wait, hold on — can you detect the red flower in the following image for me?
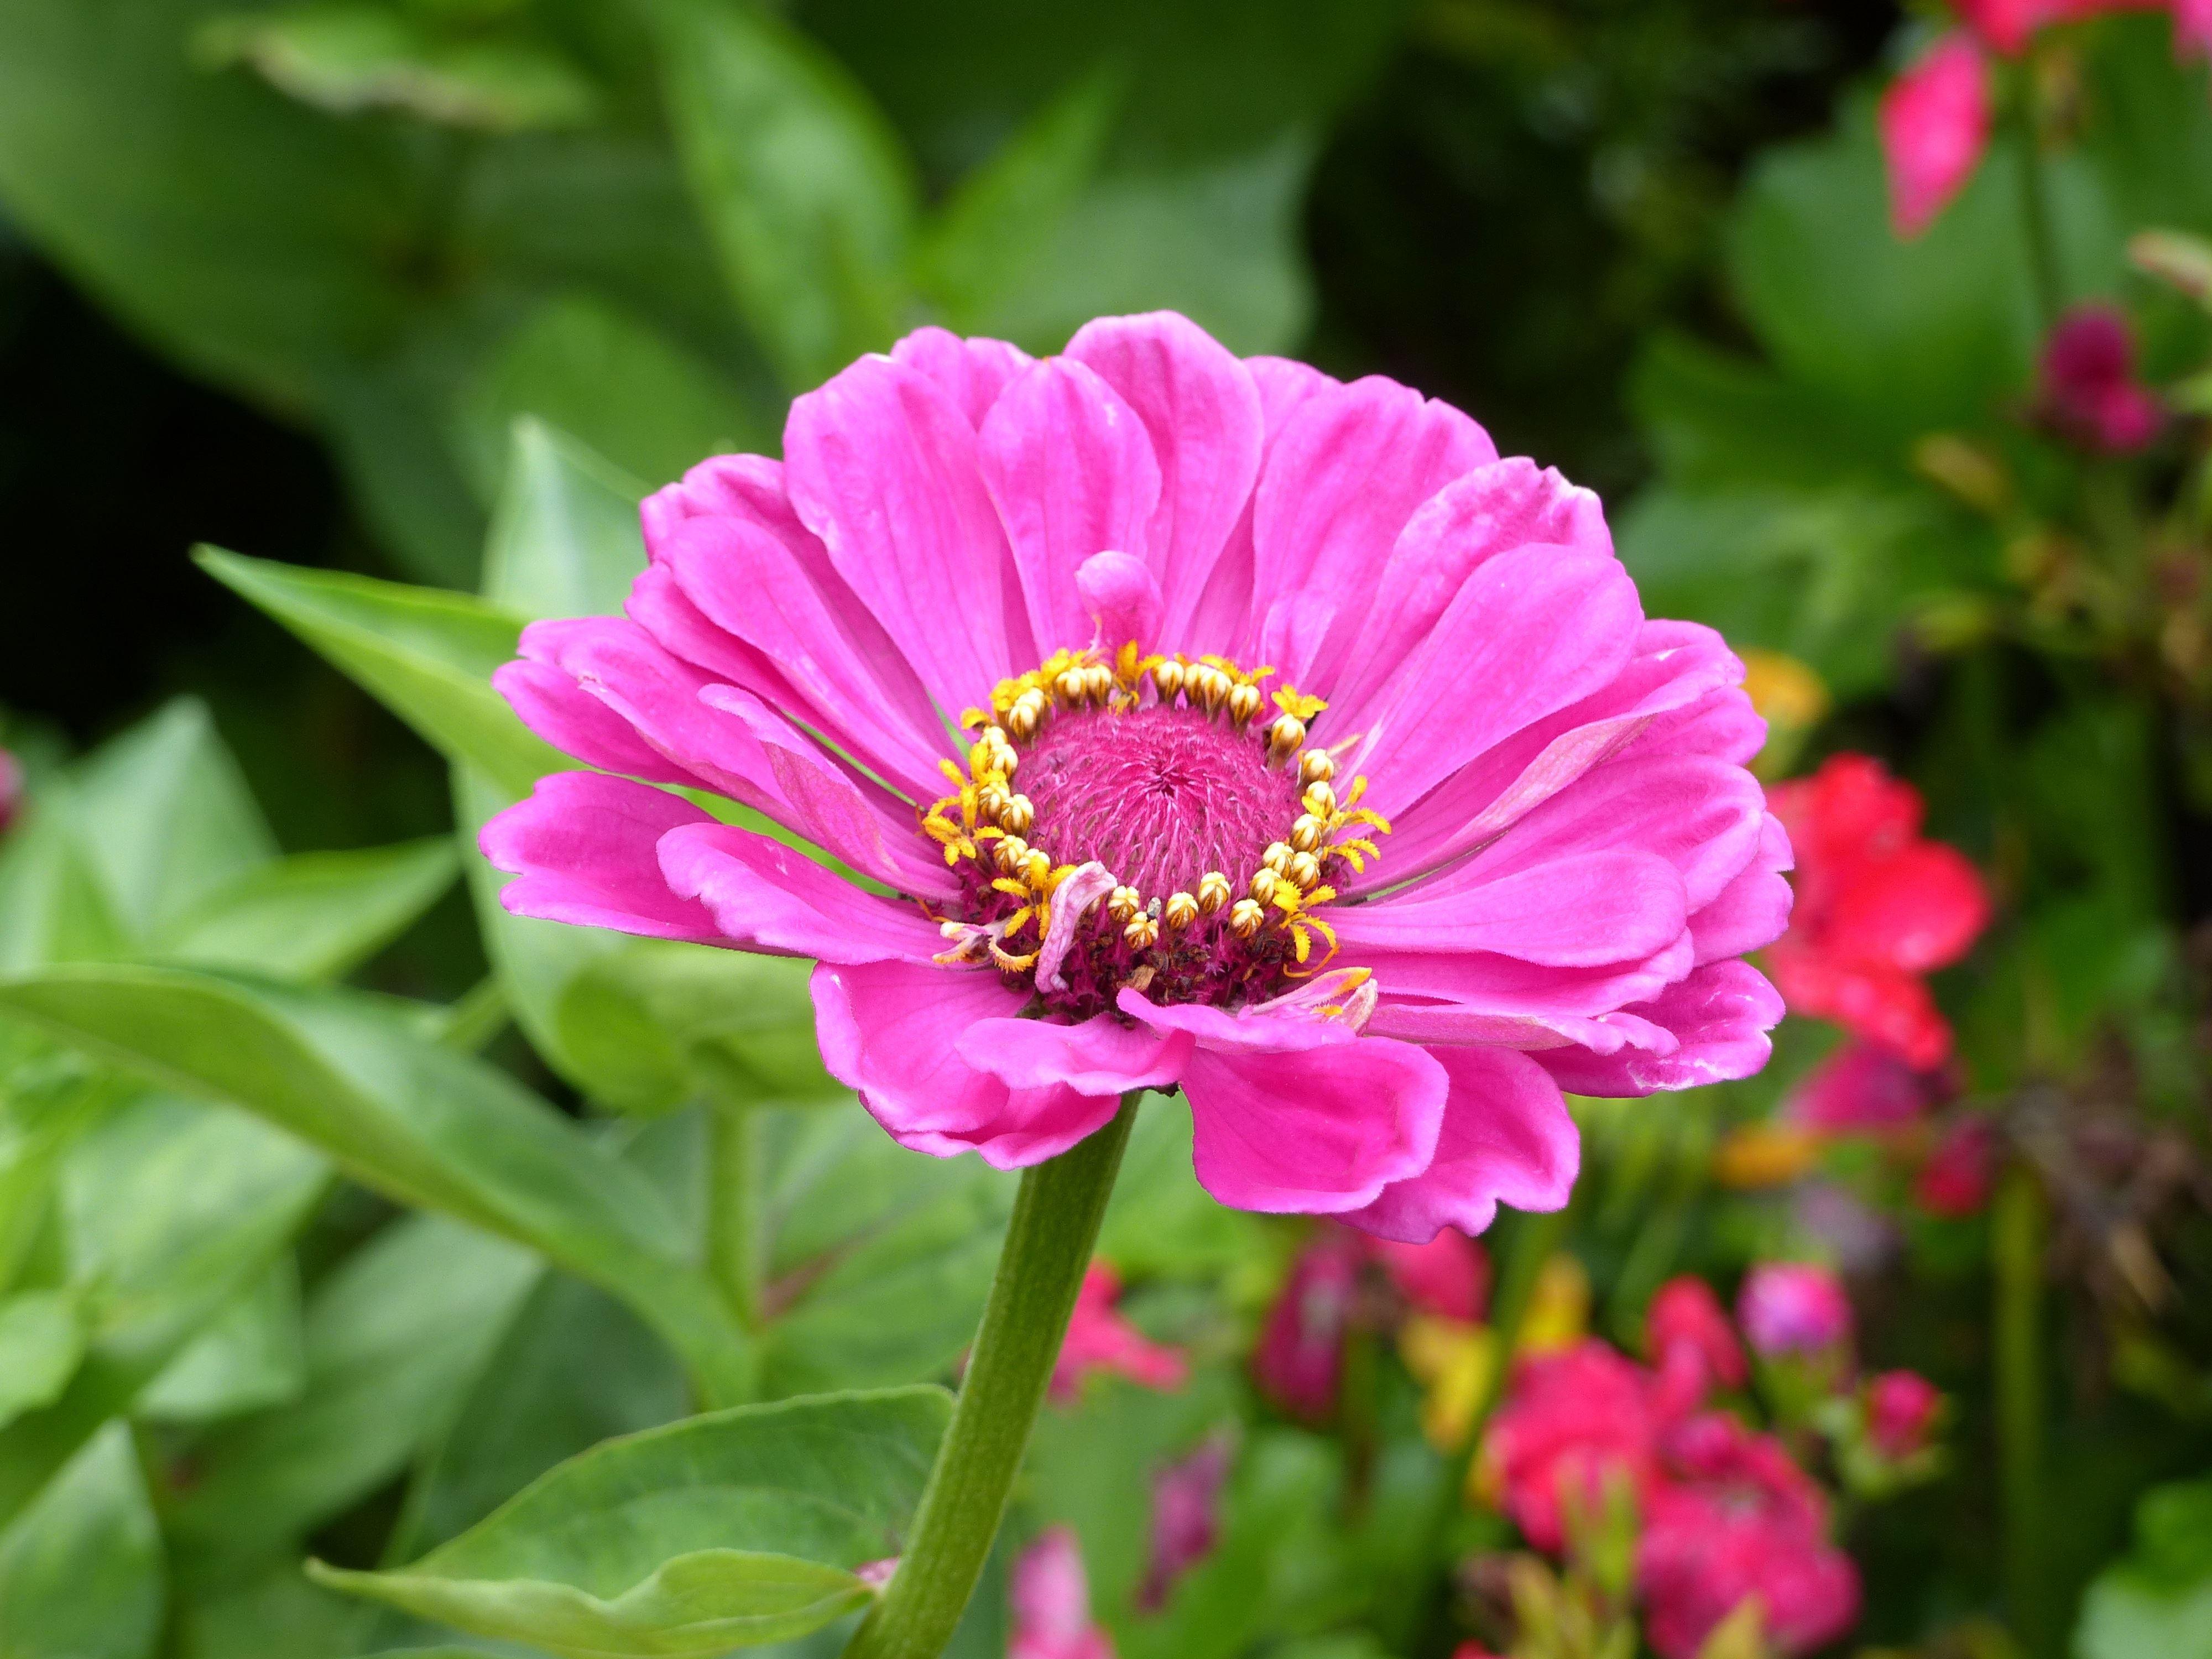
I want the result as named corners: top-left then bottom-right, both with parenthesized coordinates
top-left (1785, 1039), bottom-right (1953, 1133)
top-left (1916, 1115), bottom-right (1998, 1217)
top-left (2037, 304), bottom-right (2166, 455)
top-left (1051, 1264), bottom-right (1186, 1404)
top-left (1880, 34), bottom-right (1993, 238)
top-left (1766, 755), bottom-right (1990, 1069)
top-left (1637, 1414), bottom-right (1862, 1658)
top-left (1645, 1277), bottom-right (1747, 1418)
top-left (1865, 1369), bottom-right (1944, 1458)
top-left (1482, 1340), bottom-right (1663, 1552)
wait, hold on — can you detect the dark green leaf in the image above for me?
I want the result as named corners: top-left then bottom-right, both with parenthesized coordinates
top-left (153, 838), bottom-right (460, 983)
top-left (313, 1386), bottom-right (953, 1655)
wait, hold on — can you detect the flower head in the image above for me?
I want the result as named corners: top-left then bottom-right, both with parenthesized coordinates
top-left (1051, 1262), bottom-right (1187, 1404)
top-left (1865, 1369), bottom-right (1944, 1458)
top-left (1637, 1413), bottom-right (1861, 1658)
top-left (1482, 1339), bottom-right (1662, 1552)
top-left (1736, 1263), bottom-right (1853, 1359)
top-left (1880, 34), bottom-right (1992, 239)
top-left (1645, 1276), bottom-right (1746, 1414)
top-left (1140, 1436), bottom-right (1232, 1610)
top-left (1766, 754), bottom-right (1990, 1068)
top-left (2037, 304), bottom-right (2166, 454)
top-left (1010, 1528), bottom-right (1114, 1659)
top-left (482, 314), bottom-right (1788, 1234)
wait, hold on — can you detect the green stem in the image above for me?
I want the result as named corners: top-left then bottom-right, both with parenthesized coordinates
top-left (843, 1094), bottom-right (1139, 1659)
top-left (2013, 62), bottom-right (2064, 328)
top-left (707, 1097), bottom-right (764, 1330)
top-left (1994, 1161), bottom-right (2049, 1656)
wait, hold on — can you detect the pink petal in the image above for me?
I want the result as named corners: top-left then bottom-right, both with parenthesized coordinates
top-left (1066, 312), bottom-right (1265, 642)
top-left (1880, 34), bottom-right (1992, 239)
top-left (1074, 552), bottom-right (1164, 655)
top-left (1036, 862), bottom-right (1119, 993)
top-left (785, 354), bottom-right (1025, 713)
top-left (480, 772), bottom-right (723, 942)
top-left (812, 961), bottom-right (1120, 1168)
top-left (1251, 374), bottom-right (1497, 686)
top-left (1350, 547), bottom-right (1644, 816)
top-left (1350, 934), bottom-right (1697, 1022)
top-left (494, 656), bottom-right (703, 789)
top-left (1690, 812), bottom-right (1794, 965)
top-left (979, 357), bottom-right (1162, 654)
top-left (1334, 849), bottom-right (1688, 968)
top-left (1331, 458), bottom-right (1612, 721)
top-left (890, 326), bottom-right (1035, 429)
top-left (958, 1012), bottom-right (1191, 1095)
top-left (658, 822), bottom-right (943, 964)
top-left (1538, 961), bottom-right (1785, 1096)
top-left (1340, 1046), bottom-right (1577, 1242)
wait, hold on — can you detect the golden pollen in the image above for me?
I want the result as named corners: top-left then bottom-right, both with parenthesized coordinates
top-left (1269, 716), bottom-right (1306, 760)
top-left (1287, 850), bottom-right (1322, 889)
top-left (1249, 868), bottom-right (1281, 906)
top-left (1261, 841), bottom-right (1293, 876)
top-left (1152, 660), bottom-right (1186, 701)
top-left (1123, 915), bottom-right (1160, 950)
top-left (1020, 849), bottom-right (1052, 887)
top-left (1196, 872), bottom-right (1232, 913)
top-left (1229, 898), bottom-right (1266, 938)
top-left (1290, 815), bottom-right (1326, 853)
top-left (1228, 683), bottom-right (1262, 727)
top-left (1055, 669), bottom-right (1088, 704)
top-left (1297, 750), bottom-right (1335, 787)
top-left (1107, 885), bottom-right (1143, 925)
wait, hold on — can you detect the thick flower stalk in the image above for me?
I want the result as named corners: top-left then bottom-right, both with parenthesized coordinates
top-left (484, 310), bottom-right (1790, 1240)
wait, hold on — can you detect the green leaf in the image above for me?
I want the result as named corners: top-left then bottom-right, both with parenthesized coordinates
top-left (152, 837), bottom-right (460, 983)
top-left (1097, 1091), bottom-right (1266, 1282)
top-left (917, 69), bottom-right (1120, 329)
top-left (482, 417), bottom-right (650, 619)
top-left (2077, 1475), bottom-right (2212, 1659)
top-left (0, 1422), bottom-right (164, 1659)
top-left (0, 964), bottom-right (752, 1402)
top-left (651, 0), bottom-right (919, 388)
top-left (0, 1291), bottom-right (84, 1431)
top-left (165, 1213), bottom-right (541, 1567)
top-left (313, 1386), bottom-right (954, 1655)
top-left (0, 789), bottom-right (133, 972)
top-left (135, 1257), bottom-right (306, 1423)
top-left (196, 3), bottom-right (603, 133)
top-left (197, 547), bottom-right (561, 797)
top-left (455, 299), bottom-right (770, 501)
top-left (70, 698), bottom-right (278, 942)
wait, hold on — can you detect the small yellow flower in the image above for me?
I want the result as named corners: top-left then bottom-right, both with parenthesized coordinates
top-left (1399, 1315), bottom-right (1499, 1453)
top-left (1713, 1122), bottom-right (1822, 1190)
top-left (1516, 1254), bottom-right (1590, 1355)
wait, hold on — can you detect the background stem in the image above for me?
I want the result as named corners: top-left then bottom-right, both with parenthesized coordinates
top-left (707, 1095), bottom-right (763, 1331)
top-left (842, 1094), bottom-right (1140, 1659)
top-left (1994, 1161), bottom-right (2049, 1657)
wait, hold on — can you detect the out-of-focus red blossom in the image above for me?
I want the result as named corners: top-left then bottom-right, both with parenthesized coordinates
top-left (1645, 1277), bottom-right (1747, 1417)
top-left (1957, 0), bottom-right (2203, 54)
top-left (0, 750), bottom-right (20, 838)
top-left (1880, 34), bottom-right (1992, 238)
top-left (1253, 1233), bottom-right (1364, 1422)
top-left (1010, 1528), bottom-right (1114, 1659)
top-left (2037, 304), bottom-right (2166, 454)
top-left (1785, 1040), bottom-right (1953, 1133)
top-left (1139, 1437), bottom-right (1231, 1611)
top-left (1637, 1413), bottom-right (1861, 1659)
top-left (1051, 1264), bottom-right (1186, 1405)
top-left (1482, 1340), bottom-right (1662, 1553)
top-left (1865, 1370), bottom-right (1944, 1458)
top-left (1371, 1230), bottom-right (1490, 1323)
top-left (1736, 1263), bottom-right (1854, 1359)
top-left (2183, 0), bottom-right (2212, 52)
top-left (1916, 1115), bottom-right (1999, 1217)
top-left (1766, 754), bottom-right (1991, 1070)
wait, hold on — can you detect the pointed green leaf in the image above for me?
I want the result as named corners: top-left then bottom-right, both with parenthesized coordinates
top-left (153, 837), bottom-right (460, 982)
top-left (0, 790), bottom-right (133, 972)
top-left (0, 1291), bottom-right (84, 1431)
top-left (0, 964), bottom-right (752, 1403)
top-left (652, 0), bottom-right (918, 388)
top-left (0, 1422), bottom-right (163, 1659)
top-left (312, 1386), bottom-right (951, 1655)
top-left (136, 1257), bottom-right (306, 1423)
top-left (481, 416), bottom-right (649, 619)
top-left (196, 547), bottom-right (559, 797)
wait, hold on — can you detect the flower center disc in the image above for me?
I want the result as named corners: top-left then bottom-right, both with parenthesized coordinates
top-left (1019, 705), bottom-right (1305, 898)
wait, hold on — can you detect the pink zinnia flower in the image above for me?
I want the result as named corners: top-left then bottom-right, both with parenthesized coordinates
top-left (1140, 1436), bottom-right (1232, 1610)
top-left (1865, 1369), bottom-right (1944, 1458)
top-left (1766, 754), bottom-right (1990, 1070)
top-left (1010, 1528), bottom-right (1114, 1659)
top-left (1483, 1339), bottom-right (1662, 1552)
top-left (1916, 1115), bottom-right (1997, 1217)
top-left (1638, 1413), bottom-right (1861, 1658)
top-left (1880, 33), bottom-right (1993, 239)
top-left (1783, 1039), bottom-right (1951, 1133)
top-left (2037, 304), bottom-right (2166, 454)
top-left (1645, 1276), bottom-right (1746, 1416)
top-left (0, 749), bottom-right (20, 838)
top-left (1253, 1229), bottom-right (1364, 1422)
top-left (1050, 1262), bottom-right (1187, 1404)
top-left (481, 313), bottom-right (1788, 1236)
top-left (1736, 1263), bottom-right (1853, 1359)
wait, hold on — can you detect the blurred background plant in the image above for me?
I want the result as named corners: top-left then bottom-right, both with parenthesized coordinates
top-left (0, 1), bottom-right (2208, 1657)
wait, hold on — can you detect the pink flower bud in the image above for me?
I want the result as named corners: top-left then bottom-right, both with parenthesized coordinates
top-left (1139, 1436), bottom-right (1231, 1610)
top-left (1645, 1276), bottom-right (1746, 1415)
top-left (2037, 304), bottom-right (2165, 455)
top-left (1253, 1233), bottom-right (1363, 1422)
top-left (1736, 1263), bottom-right (1853, 1359)
top-left (1865, 1369), bottom-right (1943, 1459)
top-left (1010, 1528), bottom-right (1115, 1659)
